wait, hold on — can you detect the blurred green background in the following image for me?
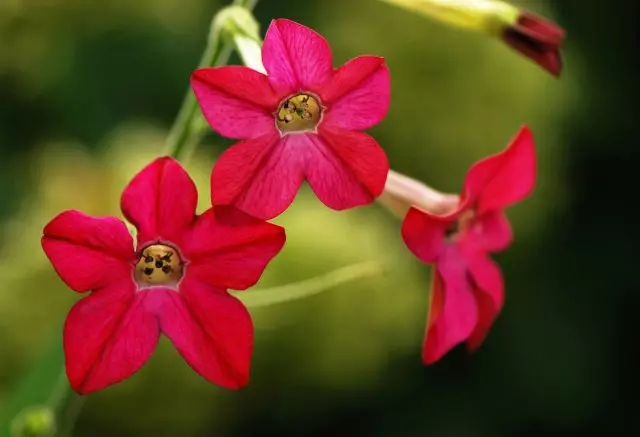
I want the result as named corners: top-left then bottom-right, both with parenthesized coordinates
top-left (0, 0), bottom-right (636, 436)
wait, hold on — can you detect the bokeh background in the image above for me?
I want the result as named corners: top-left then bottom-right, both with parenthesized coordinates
top-left (0, 0), bottom-right (636, 436)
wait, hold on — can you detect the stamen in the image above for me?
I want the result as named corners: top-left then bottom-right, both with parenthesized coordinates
top-left (276, 93), bottom-right (322, 133)
top-left (134, 244), bottom-right (184, 288)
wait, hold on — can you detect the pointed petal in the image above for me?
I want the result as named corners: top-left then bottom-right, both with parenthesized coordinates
top-left (191, 66), bottom-right (279, 139)
top-left (211, 132), bottom-right (304, 221)
top-left (456, 241), bottom-right (505, 350)
top-left (462, 126), bottom-right (536, 213)
top-left (306, 127), bottom-right (388, 210)
top-left (320, 56), bottom-right (390, 130)
top-left (180, 208), bottom-right (285, 290)
top-left (161, 277), bottom-right (253, 389)
top-left (42, 210), bottom-right (135, 293)
top-left (469, 210), bottom-right (513, 253)
top-left (64, 281), bottom-right (160, 394)
top-left (466, 285), bottom-right (501, 351)
top-left (262, 19), bottom-right (333, 95)
top-left (401, 207), bottom-right (450, 264)
top-left (121, 157), bottom-right (197, 246)
top-left (422, 248), bottom-right (478, 364)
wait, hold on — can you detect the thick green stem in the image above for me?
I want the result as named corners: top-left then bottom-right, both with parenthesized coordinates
top-left (164, 0), bottom-right (260, 161)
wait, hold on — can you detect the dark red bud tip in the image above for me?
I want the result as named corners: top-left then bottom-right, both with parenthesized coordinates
top-left (502, 11), bottom-right (566, 77)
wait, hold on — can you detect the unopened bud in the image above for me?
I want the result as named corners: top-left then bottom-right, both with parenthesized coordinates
top-left (379, 0), bottom-right (565, 76)
top-left (10, 406), bottom-right (56, 437)
top-left (213, 5), bottom-right (265, 73)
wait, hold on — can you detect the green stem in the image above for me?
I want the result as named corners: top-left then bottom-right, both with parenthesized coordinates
top-left (54, 393), bottom-right (86, 437)
top-left (164, 0), bottom-right (260, 161)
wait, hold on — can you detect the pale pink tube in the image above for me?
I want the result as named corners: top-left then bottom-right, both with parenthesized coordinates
top-left (378, 169), bottom-right (460, 218)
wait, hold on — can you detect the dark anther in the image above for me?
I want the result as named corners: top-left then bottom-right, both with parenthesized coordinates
top-left (161, 265), bottom-right (172, 274)
top-left (143, 267), bottom-right (154, 276)
top-left (155, 261), bottom-right (163, 268)
top-left (161, 252), bottom-right (173, 262)
top-left (144, 255), bottom-right (153, 263)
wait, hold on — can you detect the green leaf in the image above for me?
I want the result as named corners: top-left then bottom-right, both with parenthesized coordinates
top-left (233, 261), bottom-right (385, 308)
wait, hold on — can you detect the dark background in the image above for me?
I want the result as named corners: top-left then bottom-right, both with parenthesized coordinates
top-left (0, 0), bottom-right (636, 436)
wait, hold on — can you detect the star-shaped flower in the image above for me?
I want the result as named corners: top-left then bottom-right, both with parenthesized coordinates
top-left (401, 126), bottom-right (536, 363)
top-left (41, 157), bottom-right (285, 394)
top-left (191, 18), bottom-right (391, 220)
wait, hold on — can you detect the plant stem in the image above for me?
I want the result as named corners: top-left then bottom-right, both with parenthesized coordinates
top-left (164, 0), bottom-right (260, 161)
top-left (54, 392), bottom-right (86, 437)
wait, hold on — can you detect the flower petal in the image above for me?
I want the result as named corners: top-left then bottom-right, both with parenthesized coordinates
top-left (502, 11), bottom-right (565, 77)
top-left (160, 277), bottom-right (253, 389)
top-left (306, 127), bottom-right (388, 210)
top-left (180, 208), bottom-right (285, 290)
top-left (422, 247), bottom-right (478, 364)
top-left (211, 132), bottom-right (304, 221)
top-left (262, 19), bottom-right (333, 95)
top-left (455, 241), bottom-right (504, 350)
top-left (64, 281), bottom-right (160, 394)
top-left (191, 66), bottom-right (279, 139)
top-left (121, 157), bottom-right (197, 246)
top-left (42, 210), bottom-right (135, 293)
top-left (468, 210), bottom-right (513, 253)
top-left (466, 286), bottom-right (500, 351)
top-left (320, 56), bottom-right (390, 130)
top-left (401, 207), bottom-right (450, 264)
top-left (426, 270), bottom-right (444, 329)
top-left (462, 126), bottom-right (536, 213)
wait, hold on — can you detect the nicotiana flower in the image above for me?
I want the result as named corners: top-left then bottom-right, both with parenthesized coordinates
top-left (399, 126), bottom-right (536, 363)
top-left (191, 18), bottom-right (391, 220)
top-left (41, 157), bottom-right (285, 394)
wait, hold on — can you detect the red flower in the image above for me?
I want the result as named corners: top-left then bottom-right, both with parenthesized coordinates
top-left (191, 19), bottom-right (390, 220)
top-left (41, 157), bottom-right (285, 394)
top-left (502, 11), bottom-right (565, 77)
top-left (401, 126), bottom-right (536, 363)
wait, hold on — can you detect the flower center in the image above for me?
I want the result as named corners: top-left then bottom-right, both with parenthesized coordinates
top-left (134, 244), bottom-right (184, 288)
top-left (275, 93), bottom-right (322, 134)
top-left (445, 209), bottom-right (477, 240)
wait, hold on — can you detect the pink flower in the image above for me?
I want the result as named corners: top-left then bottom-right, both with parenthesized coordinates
top-left (41, 157), bottom-right (285, 394)
top-left (191, 19), bottom-right (391, 220)
top-left (400, 126), bottom-right (536, 364)
top-left (502, 11), bottom-right (565, 77)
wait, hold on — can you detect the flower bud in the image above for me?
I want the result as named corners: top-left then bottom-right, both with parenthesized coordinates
top-left (379, 0), bottom-right (565, 76)
top-left (214, 5), bottom-right (265, 73)
top-left (10, 406), bottom-right (56, 437)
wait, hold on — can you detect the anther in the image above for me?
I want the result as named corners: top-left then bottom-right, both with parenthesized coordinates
top-left (275, 93), bottom-right (322, 134)
top-left (134, 244), bottom-right (184, 288)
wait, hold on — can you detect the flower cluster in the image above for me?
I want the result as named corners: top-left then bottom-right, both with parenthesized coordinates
top-left (42, 14), bottom-right (561, 394)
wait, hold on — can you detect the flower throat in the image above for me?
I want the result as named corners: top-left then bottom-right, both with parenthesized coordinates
top-left (275, 93), bottom-right (322, 134)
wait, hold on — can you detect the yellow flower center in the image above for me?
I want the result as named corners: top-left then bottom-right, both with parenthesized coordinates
top-left (275, 93), bottom-right (323, 134)
top-left (134, 244), bottom-right (184, 287)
